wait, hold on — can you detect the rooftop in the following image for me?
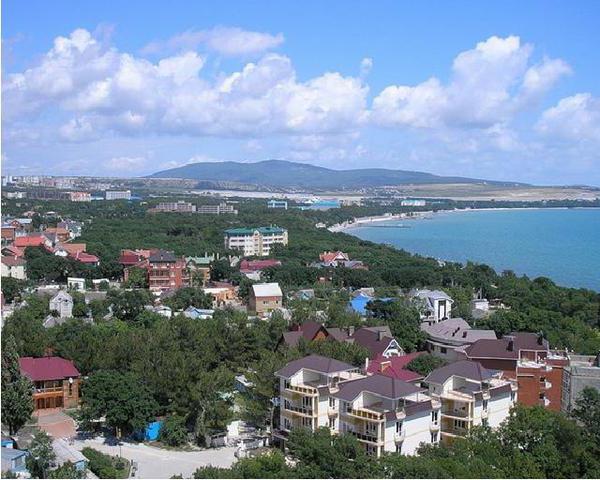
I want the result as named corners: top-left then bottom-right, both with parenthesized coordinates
top-left (425, 360), bottom-right (499, 385)
top-left (252, 282), bottom-right (283, 298)
top-left (334, 373), bottom-right (423, 402)
top-left (275, 354), bottom-right (356, 378)
top-left (19, 356), bottom-right (80, 381)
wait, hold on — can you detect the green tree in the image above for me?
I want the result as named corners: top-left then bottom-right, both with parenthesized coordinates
top-left (48, 462), bottom-right (86, 479)
top-left (406, 354), bottom-right (447, 376)
top-left (159, 415), bottom-right (189, 447)
top-left (1, 335), bottom-right (34, 434)
top-left (210, 259), bottom-right (232, 281)
top-left (366, 299), bottom-right (426, 352)
top-left (79, 370), bottom-right (158, 437)
top-left (571, 386), bottom-right (600, 444)
top-left (107, 289), bottom-right (153, 322)
top-left (26, 431), bottom-right (55, 479)
top-left (163, 287), bottom-right (212, 311)
top-left (1, 277), bottom-right (27, 303)
top-left (123, 267), bottom-right (148, 288)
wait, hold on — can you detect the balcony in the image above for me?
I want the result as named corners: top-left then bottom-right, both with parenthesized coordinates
top-left (441, 408), bottom-right (470, 419)
top-left (283, 404), bottom-right (314, 416)
top-left (327, 406), bottom-right (338, 416)
top-left (345, 407), bottom-right (384, 421)
top-left (284, 384), bottom-right (318, 396)
top-left (34, 386), bottom-right (63, 394)
top-left (347, 430), bottom-right (381, 445)
top-left (430, 422), bottom-right (440, 431)
top-left (441, 426), bottom-right (469, 437)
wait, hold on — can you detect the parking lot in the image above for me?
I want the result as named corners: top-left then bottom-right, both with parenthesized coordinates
top-left (72, 436), bottom-right (237, 478)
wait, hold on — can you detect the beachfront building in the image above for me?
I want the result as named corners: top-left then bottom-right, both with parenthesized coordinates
top-left (412, 289), bottom-right (454, 324)
top-left (421, 318), bottom-right (496, 362)
top-left (224, 227), bottom-right (288, 256)
top-left (424, 360), bottom-right (517, 444)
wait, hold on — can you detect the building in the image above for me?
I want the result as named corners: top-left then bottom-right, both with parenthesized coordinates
top-left (319, 251), bottom-right (349, 266)
top-left (57, 220), bottom-right (83, 238)
top-left (105, 190), bottom-right (131, 200)
top-left (249, 283), bottom-right (283, 315)
top-left (421, 318), bottom-right (496, 362)
top-left (14, 235), bottom-right (50, 249)
top-left (224, 227), bottom-right (288, 256)
top-left (1, 226), bottom-right (16, 244)
top-left (49, 291), bottom-right (73, 318)
top-left (52, 438), bottom-right (88, 471)
top-left (43, 227), bottom-right (71, 243)
top-left (424, 360), bottom-right (517, 444)
top-left (401, 199), bottom-right (426, 207)
top-left (334, 374), bottom-right (441, 456)
top-left (365, 352), bottom-right (427, 384)
top-left (460, 333), bottom-right (568, 411)
top-left (274, 355), bottom-right (363, 445)
top-left (1, 256), bottom-right (27, 280)
top-left (1, 448), bottom-right (28, 476)
top-left (412, 289), bottom-right (454, 324)
top-left (202, 285), bottom-right (238, 307)
top-left (561, 354), bottom-right (600, 413)
top-left (351, 326), bottom-right (404, 359)
top-left (67, 277), bottom-right (86, 291)
top-left (197, 203), bottom-right (238, 215)
top-left (239, 259), bottom-right (281, 279)
top-left (69, 251), bottom-right (100, 266)
top-left (149, 201), bottom-right (197, 213)
top-left (267, 199), bottom-right (288, 209)
top-left (19, 356), bottom-right (81, 410)
top-left (278, 321), bottom-right (349, 350)
top-left (147, 250), bottom-right (191, 292)
top-left (183, 306), bottom-right (215, 320)
top-left (69, 191), bottom-right (92, 202)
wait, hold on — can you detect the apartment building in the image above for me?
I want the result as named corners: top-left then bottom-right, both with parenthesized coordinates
top-left (275, 355), bottom-right (441, 457)
top-left (460, 332), bottom-right (568, 411)
top-left (334, 374), bottom-right (441, 456)
top-left (274, 355), bottom-right (363, 445)
top-left (150, 201), bottom-right (197, 213)
top-left (224, 227), bottom-right (288, 256)
top-left (147, 249), bottom-right (190, 291)
top-left (197, 202), bottom-right (238, 215)
top-left (105, 190), bottom-right (131, 200)
top-left (424, 360), bottom-right (517, 444)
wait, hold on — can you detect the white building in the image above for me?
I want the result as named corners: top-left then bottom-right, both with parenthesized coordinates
top-left (1, 256), bottom-right (27, 280)
top-left (424, 360), bottom-right (517, 444)
top-left (67, 277), bottom-right (86, 291)
top-left (412, 289), bottom-right (454, 324)
top-left (401, 199), bottom-right (426, 207)
top-left (49, 291), bottom-right (73, 318)
top-left (275, 355), bottom-right (441, 457)
top-left (105, 190), bottom-right (131, 200)
top-left (421, 318), bottom-right (496, 362)
top-left (224, 227), bottom-right (288, 257)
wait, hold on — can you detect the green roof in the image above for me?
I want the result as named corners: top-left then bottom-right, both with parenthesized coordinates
top-left (225, 226), bottom-right (286, 236)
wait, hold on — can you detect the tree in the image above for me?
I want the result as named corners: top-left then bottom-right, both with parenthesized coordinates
top-left (79, 370), bottom-right (158, 436)
top-left (107, 289), bottom-right (153, 322)
top-left (26, 431), bottom-right (55, 479)
top-left (1, 277), bottom-right (27, 303)
top-left (48, 462), bottom-right (86, 479)
top-left (163, 287), bottom-right (212, 311)
top-left (210, 259), bottom-right (233, 281)
top-left (159, 415), bottom-right (188, 447)
top-left (406, 354), bottom-right (447, 376)
top-left (571, 386), bottom-right (600, 444)
top-left (366, 299), bottom-right (426, 352)
top-left (123, 267), bottom-right (148, 288)
top-left (1, 335), bottom-right (34, 434)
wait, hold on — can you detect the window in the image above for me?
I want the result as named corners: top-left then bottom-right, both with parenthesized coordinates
top-left (540, 377), bottom-right (546, 383)
top-left (68, 381), bottom-right (73, 397)
top-left (539, 392), bottom-right (545, 400)
top-left (440, 347), bottom-right (447, 354)
top-left (396, 421), bottom-right (403, 434)
top-left (329, 418), bottom-right (335, 429)
top-left (453, 419), bottom-right (467, 430)
top-left (431, 411), bottom-right (439, 424)
top-left (395, 444), bottom-right (402, 453)
top-left (284, 418), bottom-right (291, 430)
top-left (482, 418), bottom-right (488, 427)
top-left (431, 432), bottom-right (438, 443)
top-left (329, 397), bottom-right (336, 408)
top-left (366, 445), bottom-right (377, 456)
top-left (302, 417), bottom-right (312, 428)
top-left (482, 399), bottom-right (488, 410)
top-left (511, 391), bottom-right (516, 402)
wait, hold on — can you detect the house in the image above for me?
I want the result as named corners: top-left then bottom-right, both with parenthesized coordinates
top-left (224, 227), bottom-right (288, 257)
top-left (424, 360), bottom-right (517, 444)
top-left (561, 354), bottom-right (600, 413)
top-left (147, 250), bottom-right (191, 291)
top-left (147, 305), bottom-right (172, 318)
top-left (412, 289), bottom-right (454, 324)
top-left (267, 199), bottom-right (288, 209)
top-left (293, 289), bottom-right (315, 301)
top-left (1, 246), bottom-right (24, 258)
top-left (351, 326), bottom-right (404, 359)
top-left (239, 259), bottom-right (281, 273)
top-left (421, 318), bottom-right (496, 362)
top-left (183, 306), bottom-right (215, 320)
top-left (365, 352), bottom-right (427, 383)
top-left (319, 251), bottom-right (350, 267)
top-left (69, 251), bottom-right (100, 266)
top-left (43, 227), bottom-right (70, 243)
top-left (460, 332), bottom-right (569, 411)
top-left (185, 255), bottom-right (214, 286)
top-left (14, 235), bottom-right (49, 249)
top-left (274, 355), bottom-right (363, 448)
top-left (1, 448), bottom-right (28, 476)
top-left (249, 283), bottom-right (283, 315)
top-left (57, 220), bottom-right (83, 239)
top-left (49, 291), bottom-right (73, 318)
top-left (470, 298), bottom-right (490, 319)
top-left (19, 356), bottom-right (81, 410)
top-left (333, 374), bottom-right (441, 456)
top-left (67, 277), bottom-right (86, 291)
top-left (278, 321), bottom-right (349, 349)
top-left (1, 256), bottom-right (27, 280)
top-left (54, 243), bottom-right (86, 256)
top-left (202, 285), bottom-right (238, 307)
top-left (1, 226), bottom-right (16, 244)
top-left (52, 438), bottom-right (87, 471)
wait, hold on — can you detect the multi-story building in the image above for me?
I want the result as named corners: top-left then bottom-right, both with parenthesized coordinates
top-left (19, 356), bottom-right (81, 410)
top-left (69, 191), bottom-right (91, 202)
top-left (49, 291), bottom-right (73, 318)
top-left (147, 249), bottom-right (190, 291)
top-left (424, 360), bottom-right (517, 444)
top-left (460, 332), bottom-right (568, 411)
top-left (275, 355), bottom-right (441, 457)
top-left (401, 199), bottom-right (426, 207)
top-left (1, 256), bottom-right (27, 280)
top-left (150, 201), bottom-right (197, 213)
top-left (249, 283), bottom-right (283, 316)
top-left (197, 202), bottom-right (238, 215)
top-left (412, 289), bottom-right (454, 324)
top-left (224, 226), bottom-right (288, 256)
top-left (267, 199), bottom-right (288, 209)
top-left (334, 374), bottom-right (441, 456)
top-left (105, 190), bottom-right (131, 200)
top-left (561, 354), bottom-right (600, 413)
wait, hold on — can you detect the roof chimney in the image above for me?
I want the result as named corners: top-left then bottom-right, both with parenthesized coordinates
top-left (537, 332), bottom-right (544, 346)
top-left (378, 330), bottom-right (384, 341)
top-left (507, 339), bottom-right (514, 351)
top-left (365, 357), bottom-right (369, 370)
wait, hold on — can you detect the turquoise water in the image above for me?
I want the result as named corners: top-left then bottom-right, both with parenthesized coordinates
top-left (347, 208), bottom-right (600, 291)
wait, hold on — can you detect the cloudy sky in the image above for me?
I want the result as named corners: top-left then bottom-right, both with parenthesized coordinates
top-left (2, 0), bottom-right (599, 185)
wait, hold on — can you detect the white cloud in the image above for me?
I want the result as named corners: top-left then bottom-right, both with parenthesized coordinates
top-left (536, 93), bottom-right (600, 142)
top-left (107, 155), bottom-right (147, 171)
top-left (372, 36), bottom-right (570, 129)
top-left (360, 57), bottom-right (373, 77)
top-left (142, 26), bottom-right (284, 56)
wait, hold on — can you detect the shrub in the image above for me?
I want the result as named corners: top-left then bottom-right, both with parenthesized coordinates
top-left (159, 415), bottom-right (189, 447)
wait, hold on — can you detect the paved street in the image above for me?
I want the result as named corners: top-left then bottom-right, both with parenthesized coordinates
top-left (72, 437), bottom-right (237, 478)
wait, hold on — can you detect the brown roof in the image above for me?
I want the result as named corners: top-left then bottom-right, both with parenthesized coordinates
top-left (334, 374), bottom-right (423, 402)
top-left (351, 326), bottom-right (396, 358)
top-left (275, 354), bottom-right (355, 378)
top-left (1, 256), bottom-right (26, 267)
top-left (280, 321), bottom-right (338, 348)
top-left (464, 332), bottom-right (549, 360)
top-left (424, 360), bottom-right (498, 385)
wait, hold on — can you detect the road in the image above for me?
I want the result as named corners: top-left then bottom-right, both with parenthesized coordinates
top-left (72, 437), bottom-right (236, 478)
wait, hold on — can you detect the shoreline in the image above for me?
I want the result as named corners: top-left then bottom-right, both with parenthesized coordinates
top-left (330, 206), bottom-right (598, 233)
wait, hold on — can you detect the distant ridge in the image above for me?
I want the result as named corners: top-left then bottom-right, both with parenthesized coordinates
top-left (149, 159), bottom-right (527, 189)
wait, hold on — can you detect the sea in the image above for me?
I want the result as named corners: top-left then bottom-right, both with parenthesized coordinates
top-left (346, 208), bottom-right (600, 291)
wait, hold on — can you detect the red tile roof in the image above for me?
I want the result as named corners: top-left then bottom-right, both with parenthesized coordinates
top-left (319, 251), bottom-right (349, 263)
top-left (14, 236), bottom-right (46, 247)
top-left (1, 256), bottom-right (26, 267)
top-left (19, 356), bottom-right (80, 381)
top-left (366, 352), bottom-right (427, 382)
top-left (239, 259), bottom-right (282, 271)
top-left (2, 246), bottom-right (24, 257)
top-left (69, 251), bottom-right (99, 264)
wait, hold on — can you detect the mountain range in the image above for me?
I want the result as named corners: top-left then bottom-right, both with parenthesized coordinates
top-left (149, 160), bottom-right (526, 190)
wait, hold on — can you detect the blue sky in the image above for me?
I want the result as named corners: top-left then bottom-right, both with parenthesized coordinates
top-left (3, 0), bottom-right (599, 184)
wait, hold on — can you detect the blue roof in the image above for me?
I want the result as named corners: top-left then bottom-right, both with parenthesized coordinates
top-left (1, 448), bottom-right (27, 460)
top-left (348, 293), bottom-right (373, 315)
